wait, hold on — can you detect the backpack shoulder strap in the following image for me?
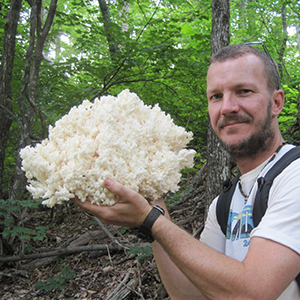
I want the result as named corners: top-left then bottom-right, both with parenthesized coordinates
top-left (253, 146), bottom-right (300, 227)
top-left (296, 273), bottom-right (300, 289)
top-left (216, 174), bottom-right (240, 236)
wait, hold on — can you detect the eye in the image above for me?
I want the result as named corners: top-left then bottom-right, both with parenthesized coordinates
top-left (238, 89), bottom-right (253, 95)
top-left (209, 93), bottom-right (223, 101)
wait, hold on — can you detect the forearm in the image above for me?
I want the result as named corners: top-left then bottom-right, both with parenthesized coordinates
top-left (152, 240), bottom-right (206, 299)
top-left (151, 199), bottom-right (206, 299)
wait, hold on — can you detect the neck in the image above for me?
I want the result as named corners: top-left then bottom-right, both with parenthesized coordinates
top-left (236, 136), bottom-right (285, 175)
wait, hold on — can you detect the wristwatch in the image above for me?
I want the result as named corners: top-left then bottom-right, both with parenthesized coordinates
top-left (135, 205), bottom-right (165, 243)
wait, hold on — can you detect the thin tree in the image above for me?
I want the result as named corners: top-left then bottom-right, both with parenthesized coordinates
top-left (10, 0), bottom-right (58, 201)
top-left (205, 0), bottom-right (231, 214)
top-left (291, 20), bottom-right (300, 137)
top-left (0, 0), bottom-right (22, 199)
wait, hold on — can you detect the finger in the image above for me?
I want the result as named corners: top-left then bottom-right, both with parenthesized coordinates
top-left (104, 178), bottom-right (152, 225)
top-left (70, 197), bottom-right (89, 209)
top-left (104, 178), bottom-right (140, 202)
top-left (70, 197), bottom-right (81, 205)
top-left (71, 197), bottom-right (97, 216)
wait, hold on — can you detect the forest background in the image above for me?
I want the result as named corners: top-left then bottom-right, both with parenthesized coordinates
top-left (0, 0), bottom-right (300, 299)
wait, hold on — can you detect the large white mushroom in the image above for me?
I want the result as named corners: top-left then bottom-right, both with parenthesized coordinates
top-left (20, 89), bottom-right (196, 207)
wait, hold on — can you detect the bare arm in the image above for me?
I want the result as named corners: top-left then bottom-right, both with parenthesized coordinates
top-left (151, 198), bottom-right (207, 299)
top-left (72, 179), bottom-right (300, 300)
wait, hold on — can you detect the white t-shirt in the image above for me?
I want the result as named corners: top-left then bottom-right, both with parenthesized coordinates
top-left (200, 144), bottom-right (300, 299)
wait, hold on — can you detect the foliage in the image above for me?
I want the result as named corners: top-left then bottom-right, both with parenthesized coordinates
top-left (127, 245), bottom-right (153, 260)
top-left (34, 263), bottom-right (76, 291)
top-left (0, 198), bottom-right (46, 243)
top-left (279, 84), bottom-right (299, 136)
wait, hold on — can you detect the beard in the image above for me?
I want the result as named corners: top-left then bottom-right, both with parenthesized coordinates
top-left (219, 101), bottom-right (275, 161)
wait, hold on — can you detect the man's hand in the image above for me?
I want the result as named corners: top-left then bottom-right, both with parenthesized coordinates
top-left (71, 178), bottom-right (152, 228)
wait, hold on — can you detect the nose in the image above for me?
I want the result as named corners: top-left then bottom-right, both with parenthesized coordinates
top-left (220, 93), bottom-right (240, 115)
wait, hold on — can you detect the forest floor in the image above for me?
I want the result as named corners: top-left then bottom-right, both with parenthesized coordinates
top-left (0, 174), bottom-right (206, 300)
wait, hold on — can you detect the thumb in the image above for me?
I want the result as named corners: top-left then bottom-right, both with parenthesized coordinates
top-left (104, 178), bottom-right (139, 202)
top-left (104, 178), bottom-right (116, 189)
top-left (104, 178), bottom-right (152, 223)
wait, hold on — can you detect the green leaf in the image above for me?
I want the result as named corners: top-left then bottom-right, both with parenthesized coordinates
top-left (128, 245), bottom-right (153, 260)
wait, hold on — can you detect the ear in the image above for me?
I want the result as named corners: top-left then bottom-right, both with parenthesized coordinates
top-left (271, 89), bottom-right (284, 117)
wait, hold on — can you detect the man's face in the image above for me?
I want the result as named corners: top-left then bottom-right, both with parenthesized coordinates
top-left (207, 54), bottom-right (276, 159)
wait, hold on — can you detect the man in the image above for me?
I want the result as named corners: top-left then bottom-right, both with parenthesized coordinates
top-left (72, 44), bottom-right (300, 299)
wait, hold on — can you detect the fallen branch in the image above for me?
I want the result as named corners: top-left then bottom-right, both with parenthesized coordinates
top-left (68, 230), bottom-right (106, 247)
top-left (0, 243), bottom-right (122, 263)
top-left (92, 217), bottom-right (129, 249)
top-left (18, 230), bottom-right (108, 270)
top-left (0, 242), bottom-right (150, 263)
top-left (106, 271), bottom-right (139, 300)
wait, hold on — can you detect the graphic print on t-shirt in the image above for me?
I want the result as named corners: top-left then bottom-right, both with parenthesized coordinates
top-left (226, 205), bottom-right (254, 240)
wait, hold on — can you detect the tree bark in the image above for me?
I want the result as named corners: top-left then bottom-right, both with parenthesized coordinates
top-left (296, 25), bottom-right (300, 54)
top-left (291, 86), bottom-right (300, 136)
top-left (205, 0), bottom-right (231, 214)
top-left (98, 0), bottom-right (119, 60)
top-left (10, 0), bottom-right (57, 200)
top-left (278, 3), bottom-right (287, 79)
top-left (0, 0), bottom-right (22, 199)
top-left (289, 19), bottom-right (300, 136)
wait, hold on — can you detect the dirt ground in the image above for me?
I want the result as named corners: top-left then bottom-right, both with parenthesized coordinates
top-left (0, 183), bottom-right (206, 300)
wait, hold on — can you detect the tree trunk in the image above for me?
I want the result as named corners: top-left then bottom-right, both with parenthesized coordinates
top-left (98, 0), bottom-right (119, 60)
top-left (291, 19), bottom-right (300, 135)
top-left (289, 21), bottom-right (300, 137)
top-left (205, 0), bottom-right (231, 214)
top-left (278, 3), bottom-right (287, 79)
top-left (238, 0), bottom-right (246, 30)
top-left (10, 0), bottom-right (58, 200)
top-left (0, 0), bottom-right (22, 199)
top-left (296, 25), bottom-right (300, 54)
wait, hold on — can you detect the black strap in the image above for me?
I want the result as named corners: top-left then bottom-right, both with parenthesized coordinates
top-left (216, 175), bottom-right (240, 236)
top-left (296, 274), bottom-right (300, 289)
top-left (253, 146), bottom-right (300, 227)
top-left (135, 205), bottom-right (165, 243)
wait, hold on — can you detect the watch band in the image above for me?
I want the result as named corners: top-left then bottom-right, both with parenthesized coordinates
top-left (135, 205), bottom-right (165, 243)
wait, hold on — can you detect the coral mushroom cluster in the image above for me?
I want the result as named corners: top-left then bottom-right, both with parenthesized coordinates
top-left (20, 89), bottom-right (196, 207)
